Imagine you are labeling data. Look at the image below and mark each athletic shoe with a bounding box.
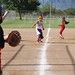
[60,34,64,39]
[37,40,43,43]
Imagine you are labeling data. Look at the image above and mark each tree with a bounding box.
[27,0,40,11]
[38,3,54,15]
[54,9,63,15]
[38,3,63,16]
[64,8,75,15]
[2,0,40,20]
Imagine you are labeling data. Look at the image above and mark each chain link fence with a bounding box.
[2,10,75,28]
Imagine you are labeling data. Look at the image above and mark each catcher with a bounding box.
[0,5,21,75]
[59,17,69,39]
[0,5,5,75]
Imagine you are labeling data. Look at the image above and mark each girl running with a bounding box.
[59,17,69,39]
[32,15,44,43]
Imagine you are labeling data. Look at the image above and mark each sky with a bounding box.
[39,0,75,10]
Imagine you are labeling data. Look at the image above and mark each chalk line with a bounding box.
[38,28,52,75]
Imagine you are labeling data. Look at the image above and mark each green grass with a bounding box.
[2,18,75,28]
[2,19,34,28]
[49,18,75,28]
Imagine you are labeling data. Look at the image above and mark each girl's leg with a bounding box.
[37,34,40,42]
[37,34,42,42]
[37,29,43,42]
[59,26,65,39]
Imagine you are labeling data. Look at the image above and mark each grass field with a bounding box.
[2,17,75,28]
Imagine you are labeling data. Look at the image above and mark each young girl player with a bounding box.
[32,15,44,43]
[59,17,69,39]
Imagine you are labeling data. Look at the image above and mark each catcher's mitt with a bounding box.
[6,31,21,47]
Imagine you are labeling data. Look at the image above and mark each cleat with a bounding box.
[60,34,64,39]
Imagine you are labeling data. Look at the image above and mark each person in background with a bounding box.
[59,17,69,39]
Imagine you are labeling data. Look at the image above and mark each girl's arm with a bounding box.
[42,24,44,30]
[32,21,38,28]
[32,24,36,28]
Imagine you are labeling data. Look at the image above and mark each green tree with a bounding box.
[39,3,53,15]
[38,3,63,16]
[2,0,40,20]
[54,9,63,15]
[64,8,75,15]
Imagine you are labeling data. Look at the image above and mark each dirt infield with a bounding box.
[2,28,75,75]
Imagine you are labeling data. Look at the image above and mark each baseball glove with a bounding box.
[5,31,21,47]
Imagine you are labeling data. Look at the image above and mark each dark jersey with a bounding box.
[0,25,4,48]
[0,16,2,24]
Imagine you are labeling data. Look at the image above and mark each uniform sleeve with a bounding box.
[35,21,39,25]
